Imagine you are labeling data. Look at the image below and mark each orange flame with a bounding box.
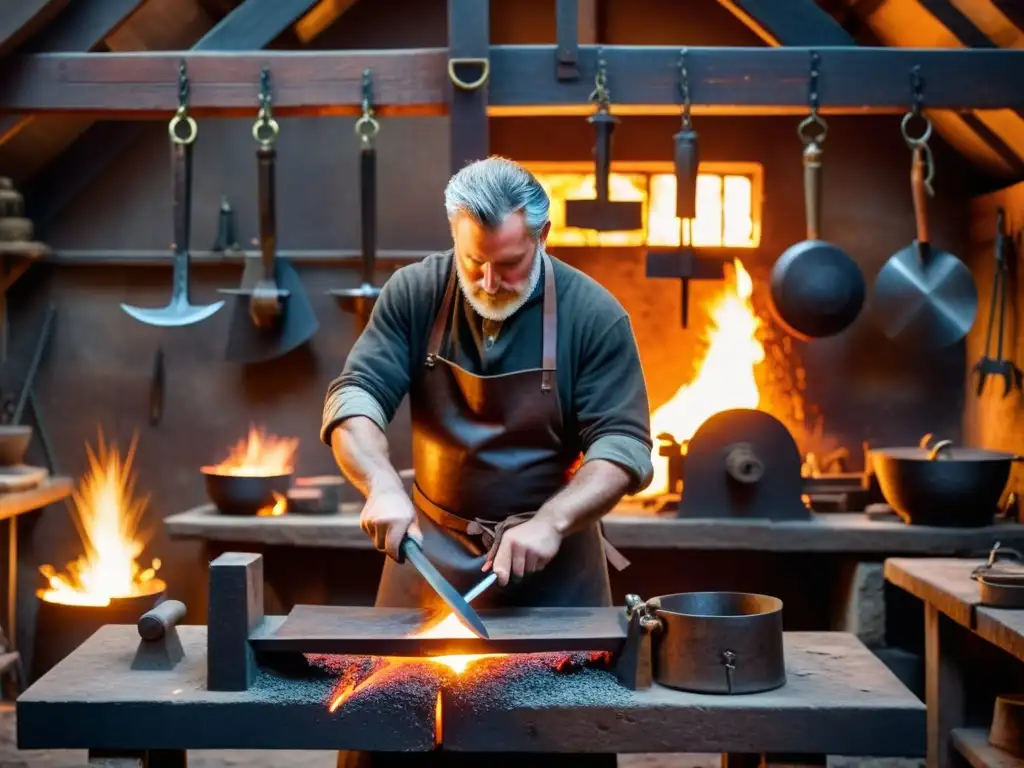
[37,432,163,606]
[204,425,298,477]
[638,260,764,497]
[256,491,288,517]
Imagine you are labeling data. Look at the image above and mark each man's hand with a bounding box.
[360,487,420,561]
[484,516,563,587]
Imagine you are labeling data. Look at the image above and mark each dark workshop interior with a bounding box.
[0,0,1022,766]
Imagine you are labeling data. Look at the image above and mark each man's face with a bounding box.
[451,211,550,320]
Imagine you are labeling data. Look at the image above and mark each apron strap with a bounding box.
[413,481,630,572]
[540,252,557,392]
[425,257,458,366]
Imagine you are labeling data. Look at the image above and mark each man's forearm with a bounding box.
[330,417,405,499]
[535,459,631,536]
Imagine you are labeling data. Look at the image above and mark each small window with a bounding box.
[523,162,763,249]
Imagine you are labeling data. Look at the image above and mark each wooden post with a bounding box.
[446,0,490,174]
[925,603,967,768]
[207,552,263,692]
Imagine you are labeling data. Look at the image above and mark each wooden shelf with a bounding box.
[952,728,1024,768]
[0,476,72,522]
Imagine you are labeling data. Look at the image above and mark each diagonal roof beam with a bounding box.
[0,0,69,58]
[23,0,320,236]
[0,0,151,148]
[717,0,1022,178]
[714,0,856,46]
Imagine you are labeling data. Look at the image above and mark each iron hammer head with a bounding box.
[121,298,224,328]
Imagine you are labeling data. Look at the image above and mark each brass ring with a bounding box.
[447,57,490,91]
[797,113,828,146]
[354,114,380,140]
[901,110,932,147]
[168,114,197,145]
[252,117,279,145]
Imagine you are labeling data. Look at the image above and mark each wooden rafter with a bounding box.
[293,0,361,44]
[0,0,150,148]
[0,0,69,58]
[197,0,320,50]
[0,47,1020,117]
[946,0,1024,47]
[725,0,1024,178]
[714,0,855,46]
[21,0,320,234]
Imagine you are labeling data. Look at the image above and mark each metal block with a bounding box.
[207,552,263,691]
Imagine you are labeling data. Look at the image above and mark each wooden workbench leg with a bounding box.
[722,753,765,768]
[925,603,966,768]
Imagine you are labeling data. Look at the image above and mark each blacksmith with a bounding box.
[323,155,652,608]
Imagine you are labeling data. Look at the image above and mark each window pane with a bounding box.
[691,174,723,247]
[538,172,647,247]
[722,175,754,247]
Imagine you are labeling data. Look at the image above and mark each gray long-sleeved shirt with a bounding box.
[321,251,654,494]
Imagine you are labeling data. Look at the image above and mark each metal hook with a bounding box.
[797,51,827,146]
[168,59,197,146]
[679,48,692,130]
[901,66,932,149]
[354,68,380,146]
[252,65,279,146]
[588,47,610,109]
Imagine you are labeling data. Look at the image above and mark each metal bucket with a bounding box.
[653,591,786,695]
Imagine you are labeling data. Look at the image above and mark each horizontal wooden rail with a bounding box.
[47,249,440,267]
[0,47,1020,116]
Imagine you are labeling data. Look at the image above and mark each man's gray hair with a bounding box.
[444,156,550,239]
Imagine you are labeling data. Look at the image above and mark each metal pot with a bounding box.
[201,467,292,516]
[871,436,1020,527]
[0,425,32,466]
[653,591,786,695]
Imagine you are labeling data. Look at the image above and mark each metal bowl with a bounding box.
[653,591,786,695]
[201,467,293,516]
[0,425,32,466]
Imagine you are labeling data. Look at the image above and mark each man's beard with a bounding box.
[455,250,543,322]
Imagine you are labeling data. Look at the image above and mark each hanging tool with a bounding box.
[871,67,978,350]
[329,70,385,333]
[645,48,725,327]
[769,51,865,340]
[564,49,643,233]
[149,347,165,426]
[121,61,223,328]
[211,195,241,254]
[221,67,319,363]
[973,208,1022,396]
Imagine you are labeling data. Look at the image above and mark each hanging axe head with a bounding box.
[120,296,224,328]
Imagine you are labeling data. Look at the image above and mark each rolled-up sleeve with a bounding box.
[574,315,654,493]
[320,270,415,445]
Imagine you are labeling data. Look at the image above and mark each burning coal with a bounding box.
[38,431,163,607]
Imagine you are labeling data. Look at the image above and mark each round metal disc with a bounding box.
[870,245,978,350]
[769,241,866,340]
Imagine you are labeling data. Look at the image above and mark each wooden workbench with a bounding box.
[17,625,925,758]
[165,504,1024,554]
[885,558,1024,768]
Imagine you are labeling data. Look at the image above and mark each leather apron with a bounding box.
[375,252,615,610]
[341,253,619,767]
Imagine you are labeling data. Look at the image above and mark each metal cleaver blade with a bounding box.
[400,537,490,640]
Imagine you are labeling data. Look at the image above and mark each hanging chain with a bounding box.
[354,68,380,147]
[797,50,827,145]
[252,66,280,146]
[901,65,935,195]
[589,47,610,111]
[168,59,197,145]
[678,48,692,131]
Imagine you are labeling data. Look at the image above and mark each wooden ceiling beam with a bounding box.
[945,0,1024,47]
[21,0,317,235]
[0,0,70,58]
[0,0,150,148]
[293,0,361,44]
[1,47,1021,116]
[714,0,856,46]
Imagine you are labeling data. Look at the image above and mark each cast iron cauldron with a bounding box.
[871,438,1020,527]
[201,467,293,516]
[652,591,786,695]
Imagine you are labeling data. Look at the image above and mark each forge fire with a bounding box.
[37,433,163,607]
